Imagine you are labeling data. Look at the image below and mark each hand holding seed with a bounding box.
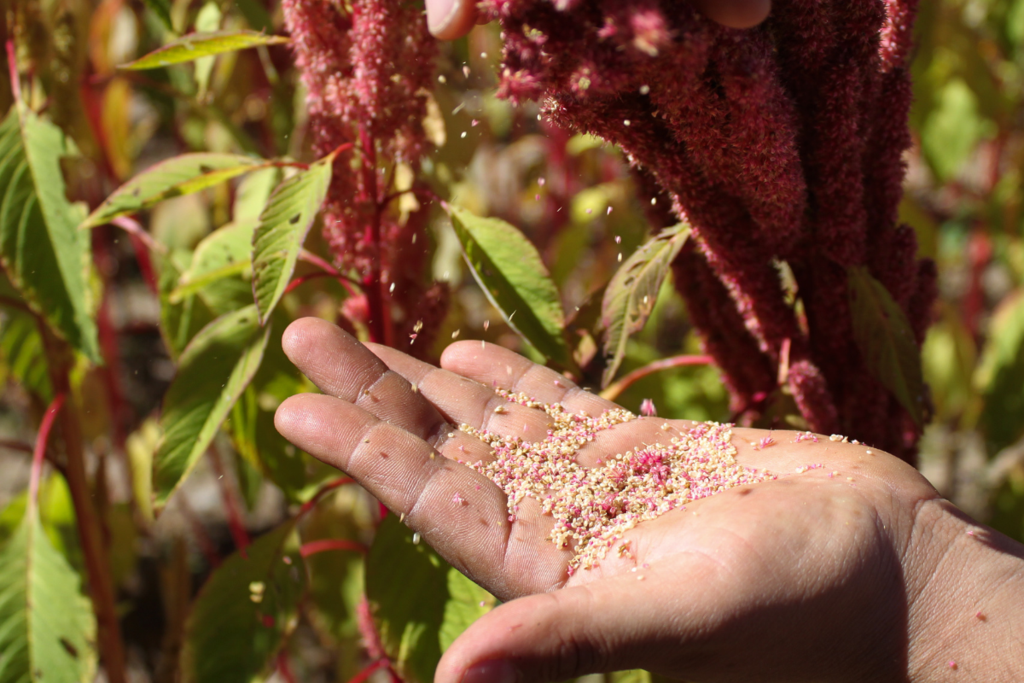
[276,317,1024,683]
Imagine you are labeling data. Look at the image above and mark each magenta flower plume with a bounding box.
[283,0,441,349]
[485,0,932,461]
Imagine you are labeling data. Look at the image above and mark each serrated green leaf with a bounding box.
[448,205,569,364]
[156,248,217,359]
[120,30,289,70]
[975,293,1024,454]
[601,224,689,387]
[0,107,99,363]
[81,153,266,229]
[0,511,96,683]
[847,266,927,427]
[366,515,496,683]
[251,157,333,324]
[180,521,305,683]
[153,305,270,507]
[170,220,255,307]
[0,305,52,400]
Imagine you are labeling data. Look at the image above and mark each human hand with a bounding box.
[426,0,772,40]
[275,317,1024,683]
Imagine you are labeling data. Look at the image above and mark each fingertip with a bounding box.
[281,317,324,362]
[274,395,303,438]
[694,0,771,28]
[427,0,478,40]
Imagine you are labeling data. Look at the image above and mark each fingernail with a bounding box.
[461,659,518,683]
[426,0,457,35]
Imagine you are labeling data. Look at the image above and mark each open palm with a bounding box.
[275,317,1009,683]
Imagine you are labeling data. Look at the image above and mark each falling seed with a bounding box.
[623,119,631,126]
[461,131,467,139]
[471,119,479,127]
[494,405,507,414]
[463,66,471,77]
[639,84,650,95]
[412,532,421,544]
[651,197,657,205]
[438,75,447,83]
[617,253,623,262]
[479,601,486,607]
[480,52,487,58]
[615,235,621,244]
[389,282,396,293]
[865,449,873,455]
[538,178,546,187]
[607,206,613,215]
[483,320,490,331]
[411,384,419,393]
[586,208,592,214]
[536,194,540,201]
[452,329,461,339]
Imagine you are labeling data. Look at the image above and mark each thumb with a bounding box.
[435,575,673,683]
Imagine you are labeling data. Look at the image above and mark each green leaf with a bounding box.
[251,156,334,324]
[180,521,305,683]
[81,153,266,229]
[975,293,1024,454]
[448,205,569,364]
[193,3,223,98]
[140,0,174,32]
[153,305,270,507]
[0,304,52,400]
[0,106,99,363]
[120,30,289,70]
[920,79,990,181]
[156,249,217,359]
[0,510,96,683]
[366,515,496,683]
[847,266,927,427]
[170,221,255,308]
[601,224,689,387]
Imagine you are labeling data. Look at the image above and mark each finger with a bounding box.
[282,318,456,444]
[427,0,477,40]
[435,560,722,683]
[441,340,617,417]
[692,0,771,28]
[366,343,555,445]
[275,393,570,596]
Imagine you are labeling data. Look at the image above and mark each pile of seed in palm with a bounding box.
[459,390,776,573]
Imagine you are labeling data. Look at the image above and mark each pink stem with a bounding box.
[208,448,251,556]
[110,216,168,255]
[6,41,21,103]
[601,355,714,402]
[299,477,355,515]
[29,392,67,509]
[300,538,368,558]
[346,659,389,683]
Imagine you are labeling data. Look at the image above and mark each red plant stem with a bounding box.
[208,448,251,556]
[6,41,22,102]
[346,659,389,683]
[358,126,389,345]
[110,216,168,255]
[40,330,128,683]
[0,439,34,454]
[600,354,714,402]
[28,392,67,509]
[176,494,222,569]
[297,249,360,296]
[276,651,298,683]
[299,476,355,515]
[300,538,368,558]
[284,271,355,296]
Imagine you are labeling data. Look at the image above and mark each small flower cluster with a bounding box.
[460,391,775,572]
[483,0,929,461]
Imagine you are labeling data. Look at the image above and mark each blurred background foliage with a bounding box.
[0,0,1022,680]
